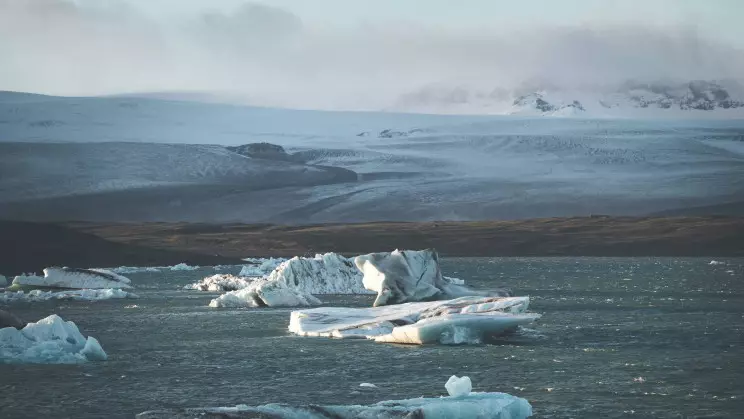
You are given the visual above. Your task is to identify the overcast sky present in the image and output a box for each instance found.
[1,0,742,110]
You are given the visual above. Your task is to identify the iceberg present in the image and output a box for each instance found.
[184,274,255,292]
[0,314,107,364]
[267,253,372,295]
[169,263,199,271]
[209,279,321,308]
[238,257,287,277]
[1,288,137,303]
[354,249,506,307]
[10,267,132,290]
[446,375,473,397]
[289,296,539,345]
[136,377,532,419]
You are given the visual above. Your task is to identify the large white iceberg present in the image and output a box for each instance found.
[1,288,137,303]
[209,279,321,308]
[268,253,371,295]
[355,249,506,307]
[289,296,539,345]
[0,314,107,364]
[136,377,532,419]
[10,267,132,290]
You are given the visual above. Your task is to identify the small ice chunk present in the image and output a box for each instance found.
[185,274,255,292]
[446,375,473,397]
[709,260,725,265]
[169,263,199,271]
[359,383,378,388]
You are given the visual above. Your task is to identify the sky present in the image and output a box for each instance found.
[1,0,743,110]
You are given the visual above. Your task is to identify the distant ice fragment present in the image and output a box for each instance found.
[1,288,137,303]
[209,279,321,308]
[169,263,199,271]
[0,314,107,364]
[709,260,725,265]
[11,267,132,290]
[354,249,505,307]
[289,296,538,345]
[359,382,378,388]
[446,375,472,397]
[106,266,161,274]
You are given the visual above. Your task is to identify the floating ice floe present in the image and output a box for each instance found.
[184,274,255,292]
[209,279,321,308]
[136,376,532,419]
[0,314,107,364]
[10,267,132,291]
[290,296,539,345]
[1,288,137,303]
[105,266,161,274]
[169,263,199,271]
[354,249,505,307]
[709,260,725,265]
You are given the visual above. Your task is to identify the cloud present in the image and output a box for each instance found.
[1,0,742,110]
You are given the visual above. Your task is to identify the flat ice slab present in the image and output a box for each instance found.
[11,267,132,290]
[1,288,137,303]
[0,314,107,364]
[289,296,539,344]
[136,392,532,419]
[355,249,505,307]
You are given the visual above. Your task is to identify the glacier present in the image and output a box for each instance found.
[289,296,539,345]
[1,288,137,303]
[136,376,532,419]
[10,267,132,290]
[0,314,107,364]
[355,249,505,307]
[209,279,321,308]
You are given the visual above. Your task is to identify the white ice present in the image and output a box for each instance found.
[209,279,321,308]
[136,379,532,418]
[354,249,503,307]
[289,296,538,345]
[169,263,199,271]
[446,375,473,397]
[267,253,371,295]
[239,258,287,277]
[0,314,107,364]
[185,274,255,292]
[1,288,137,303]
[11,267,132,290]
[709,260,726,265]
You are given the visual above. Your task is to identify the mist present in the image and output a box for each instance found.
[2,0,743,111]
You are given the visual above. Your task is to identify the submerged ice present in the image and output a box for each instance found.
[0,314,107,364]
[355,249,505,307]
[11,267,132,290]
[136,376,532,419]
[289,296,539,345]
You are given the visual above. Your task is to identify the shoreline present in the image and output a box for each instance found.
[2,216,742,276]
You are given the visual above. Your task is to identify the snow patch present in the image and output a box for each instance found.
[0,314,107,364]
[11,267,132,290]
[289,296,538,345]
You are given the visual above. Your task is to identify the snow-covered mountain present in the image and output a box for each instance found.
[394,80,744,117]
[0,91,742,223]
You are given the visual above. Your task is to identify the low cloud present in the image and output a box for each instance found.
[1,0,742,110]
